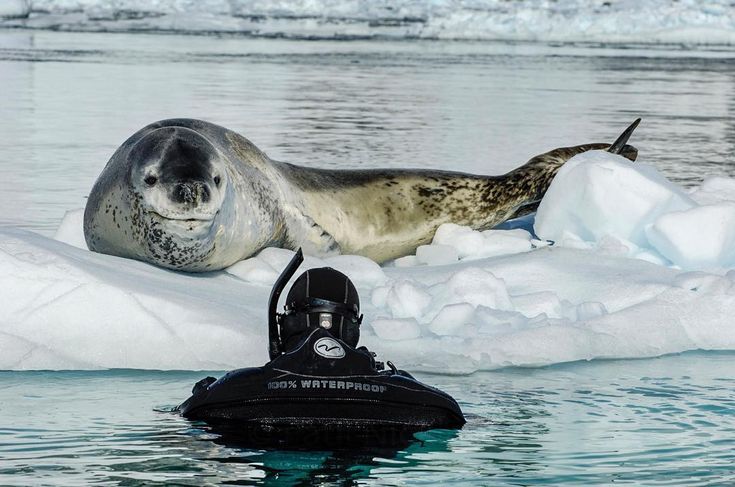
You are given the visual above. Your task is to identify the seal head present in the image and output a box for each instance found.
[85,125,234,270]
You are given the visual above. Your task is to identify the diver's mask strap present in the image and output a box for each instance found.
[285,297,363,325]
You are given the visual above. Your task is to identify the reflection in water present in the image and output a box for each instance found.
[197,428,458,485]
[1,355,735,485]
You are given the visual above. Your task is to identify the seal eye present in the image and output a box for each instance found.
[144,176,157,186]
[214,176,221,187]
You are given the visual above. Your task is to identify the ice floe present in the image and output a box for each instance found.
[3,150,735,372]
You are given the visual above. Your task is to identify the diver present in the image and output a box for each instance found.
[270,250,363,355]
[178,249,464,448]
[268,249,392,373]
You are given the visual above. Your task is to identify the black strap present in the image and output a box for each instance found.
[285,297,363,324]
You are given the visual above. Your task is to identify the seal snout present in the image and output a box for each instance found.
[158,177,219,222]
[131,126,226,226]
[173,180,210,205]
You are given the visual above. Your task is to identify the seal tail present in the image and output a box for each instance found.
[501,119,642,221]
[607,118,640,161]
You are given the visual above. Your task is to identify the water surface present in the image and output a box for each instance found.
[1,353,734,485]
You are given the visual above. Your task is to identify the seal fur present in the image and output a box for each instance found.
[84,118,638,271]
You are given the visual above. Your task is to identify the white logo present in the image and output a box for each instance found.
[313,337,345,359]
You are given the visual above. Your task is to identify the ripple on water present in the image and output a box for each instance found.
[1,354,735,485]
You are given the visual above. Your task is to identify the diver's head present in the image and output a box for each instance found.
[280,267,363,351]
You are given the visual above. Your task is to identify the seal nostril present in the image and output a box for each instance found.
[214,176,221,187]
[175,183,196,204]
[144,175,157,186]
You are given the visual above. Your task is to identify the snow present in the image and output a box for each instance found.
[2,0,734,45]
[689,177,735,205]
[2,151,735,372]
[53,208,87,250]
[535,151,735,271]
[535,151,695,249]
[646,203,735,270]
[430,224,536,261]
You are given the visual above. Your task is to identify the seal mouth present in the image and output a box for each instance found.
[149,210,217,223]
[147,210,219,234]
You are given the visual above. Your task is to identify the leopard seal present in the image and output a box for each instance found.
[83,118,639,271]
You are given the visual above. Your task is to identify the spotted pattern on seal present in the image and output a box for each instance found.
[84,118,638,271]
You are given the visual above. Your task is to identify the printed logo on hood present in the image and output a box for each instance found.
[314,337,345,359]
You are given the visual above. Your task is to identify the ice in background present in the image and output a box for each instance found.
[1,151,734,372]
[1,0,734,45]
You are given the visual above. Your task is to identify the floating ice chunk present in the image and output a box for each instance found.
[53,208,87,250]
[385,280,432,319]
[6,222,735,372]
[370,318,421,341]
[646,203,735,270]
[429,303,475,336]
[535,151,695,248]
[415,244,458,266]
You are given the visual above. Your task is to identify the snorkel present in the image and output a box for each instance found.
[268,248,304,360]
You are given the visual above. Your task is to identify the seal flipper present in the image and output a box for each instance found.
[302,215,341,256]
[285,212,341,256]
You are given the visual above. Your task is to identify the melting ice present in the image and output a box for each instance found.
[2,151,735,372]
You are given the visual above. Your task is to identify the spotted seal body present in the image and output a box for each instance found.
[84,118,638,271]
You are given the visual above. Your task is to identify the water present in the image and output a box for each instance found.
[2,29,735,485]
[1,353,734,485]
[1,30,734,234]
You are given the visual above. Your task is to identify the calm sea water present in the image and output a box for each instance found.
[1,353,735,486]
[1,29,735,485]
